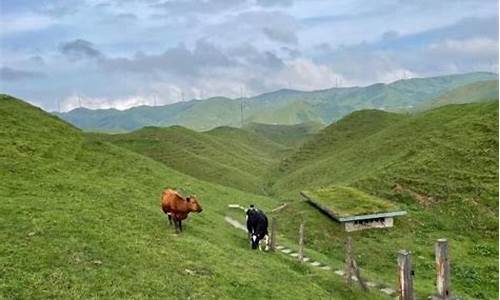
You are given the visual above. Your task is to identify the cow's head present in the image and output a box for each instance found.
[186,195,203,213]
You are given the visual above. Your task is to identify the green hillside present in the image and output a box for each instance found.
[55,72,498,132]
[270,101,499,299]
[415,80,499,111]
[97,125,287,193]
[1,94,388,299]
[243,122,323,147]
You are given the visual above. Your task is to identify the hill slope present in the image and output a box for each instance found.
[1,94,389,299]
[243,122,323,147]
[415,80,499,111]
[55,72,498,132]
[97,125,287,193]
[269,101,498,299]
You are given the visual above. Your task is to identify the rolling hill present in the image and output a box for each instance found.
[2,91,498,299]
[1,94,388,299]
[414,80,499,111]
[94,125,288,193]
[243,122,323,147]
[269,101,499,299]
[54,72,498,132]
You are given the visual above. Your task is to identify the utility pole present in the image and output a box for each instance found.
[78,95,82,108]
[240,86,244,127]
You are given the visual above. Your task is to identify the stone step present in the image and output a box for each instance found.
[276,245,284,250]
[281,248,292,254]
[380,288,395,296]
[310,261,321,267]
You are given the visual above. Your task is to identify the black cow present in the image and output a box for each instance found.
[246,205,269,250]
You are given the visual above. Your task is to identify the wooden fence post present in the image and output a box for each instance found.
[397,250,414,300]
[270,217,277,251]
[298,223,304,262]
[344,236,353,285]
[434,239,452,299]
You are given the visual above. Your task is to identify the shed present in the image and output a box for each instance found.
[301,186,406,232]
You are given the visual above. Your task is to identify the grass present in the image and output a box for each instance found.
[2,91,498,299]
[92,125,288,194]
[0,94,388,299]
[243,122,323,147]
[302,186,400,217]
[270,101,499,299]
[414,80,499,112]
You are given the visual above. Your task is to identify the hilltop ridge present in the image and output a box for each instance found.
[54,72,498,132]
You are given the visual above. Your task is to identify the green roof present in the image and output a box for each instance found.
[301,186,405,221]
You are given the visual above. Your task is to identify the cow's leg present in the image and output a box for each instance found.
[264,235,270,251]
[168,213,172,225]
[178,220,183,232]
[173,218,180,233]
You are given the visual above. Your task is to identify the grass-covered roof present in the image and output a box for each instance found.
[301,186,403,219]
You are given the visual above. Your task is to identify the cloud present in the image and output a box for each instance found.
[263,26,298,44]
[61,94,154,111]
[0,13,54,36]
[256,0,294,7]
[428,38,498,58]
[0,66,45,81]
[0,0,497,112]
[154,0,247,15]
[101,40,235,76]
[100,39,285,77]
[59,39,103,61]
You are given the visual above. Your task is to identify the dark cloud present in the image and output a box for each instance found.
[382,30,399,41]
[280,46,301,58]
[100,39,285,77]
[263,26,298,44]
[0,67,45,81]
[226,44,285,70]
[59,39,103,61]
[101,40,235,76]
[29,55,45,65]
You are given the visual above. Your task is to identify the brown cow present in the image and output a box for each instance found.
[161,189,202,233]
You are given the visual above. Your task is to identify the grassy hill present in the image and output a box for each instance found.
[243,122,323,147]
[269,101,499,299]
[96,125,287,193]
[415,80,499,111]
[55,72,498,132]
[1,94,390,299]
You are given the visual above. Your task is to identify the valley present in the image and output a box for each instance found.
[1,74,498,299]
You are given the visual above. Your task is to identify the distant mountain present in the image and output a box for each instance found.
[414,79,499,111]
[55,72,498,132]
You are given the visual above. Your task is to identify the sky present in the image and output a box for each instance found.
[0,0,498,111]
